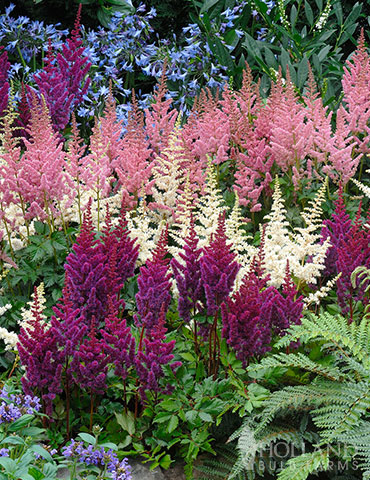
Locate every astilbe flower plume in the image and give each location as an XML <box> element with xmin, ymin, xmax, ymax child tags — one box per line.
<box><xmin>17</xmin><ymin>286</ymin><xmax>62</xmax><ymax>416</ymax></box>
<box><xmin>134</xmin><ymin>225</ymin><xmax>172</xmax><ymax>334</ymax></box>
<box><xmin>64</xmin><ymin>201</ymin><xmax>109</xmax><ymax>326</ymax></box>
<box><xmin>0</xmin><ymin>47</ymin><xmax>10</xmax><ymax>119</ymax></box>
<box><xmin>135</xmin><ymin>304</ymin><xmax>181</xmax><ymax>401</ymax></box>
<box><xmin>200</xmin><ymin>214</ymin><xmax>240</xmax><ymax>316</ymax></box>
<box><xmin>70</xmin><ymin>318</ymin><xmax>109</xmax><ymax>395</ymax></box>
<box><xmin>171</xmin><ymin>214</ymin><xmax>205</xmax><ymax>324</ymax></box>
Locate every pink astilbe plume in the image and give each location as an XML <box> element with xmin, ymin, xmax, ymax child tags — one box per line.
<box><xmin>144</xmin><ymin>64</ymin><xmax>177</xmax><ymax>155</ymax></box>
<box><xmin>134</xmin><ymin>225</ymin><xmax>172</xmax><ymax>335</ymax></box>
<box><xmin>18</xmin><ymin>94</ymin><xmax>67</xmax><ymax>221</ymax></box>
<box><xmin>115</xmin><ymin>92</ymin><xmax>153</xmax><ymax>208</ymax></box>
<box><xmin>268</xmin><ymin>69</ymin><xmax>313</xmax><ymax>189</ymax></box>
<box><xmin>0</xmin><ymin>47</ymin><xmax>10</xmax><ymax>119</ymax></box>
<box><xmin>200</xmin><ymin>214</ymin><xmax>240</xmax><ymax>316</ymax></box>
<box><xmin>18</xmin><ymin>287</ymin><xmax>62</xmax><ymax>416</ymax></box>
<box><xmin>99</xmin><ymin>84</ymin><xmax>124</xmax><ymax>167</ymax></box>
<box><xmin>342</xmin><ymin>29</ymin><xmax>370</xmax><ymax>155</ymax></box>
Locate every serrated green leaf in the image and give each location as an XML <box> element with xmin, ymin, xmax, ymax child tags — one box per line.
<box><xmin>198</xmin><ymin>411</ymin><xmax>213</xmax><ymax>422</ymax></box>
<box><xmin>167</xmin><ymin>415</ymin><xmax>179</xmax><ymax>433</ymax></box>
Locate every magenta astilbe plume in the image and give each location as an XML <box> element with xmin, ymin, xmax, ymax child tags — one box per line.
<box><xmin>200</xmin><ymin>214</ymin><xmax>240</xmax><ymax>316</ymax></box>
<box><xmin>33</xmin><ymin>40</ymin><xmax>74</xmax><ymax>132</ymax></box>
<box><xmin>70</xmin><ymin>318</ymin><xmax>109</xmax><ymax>395</ymax></box>
<box><xmin>270</xmin><ymin>262</ymin><xmax>304</xmax><ymax>336</ymax></box>
<box><xmin>221</xmin><ymin>269</ymin><xmax>276</xmax><ymax>366</ymax></box>
<box><xmin>17</xmin><ymin>288</ymin><xmax>62</xmax><ymax>416</ymax></box>
<box><xmin>170</xmin><ymin>215</ymin><xmax>205</xmax><ymax>323</ymax></box>
<box><xmin>136</xmin><ymin>304</ymin><xmax>181</xmax><ymax>401</ymax></box>
<box><xmin>0</xmin><ymin>48</ymin><xmax>10</xmax><ymax>118</ymax></box>
<box><xmin>64</xmin><ymin>201</ymin><xmax>109</xmax><ymax>326</ymax></box>
<box><xmin>102</xmin><ymin>297</ymin><xmax>136</xmax><ymax>380</ymax></box>
<box><xmin>14</xmin><ymin>83</ymin><xmax>32</xmax><ymax>142</ymax></box>
<box><xmin>56</xmin><ymin>4</ymin><xmax>91</xmax><ymax>109</ymax></box>
<box><xmin>134</xmin><ymin>225</ymin><xmax>172</xmax><ymax>334</ymax></box>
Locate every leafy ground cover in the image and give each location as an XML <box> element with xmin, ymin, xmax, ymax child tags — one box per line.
<box><xmin>1</xmin><ymin>1</ymin><xmax>370</xmax><ymax>479</ymax></box>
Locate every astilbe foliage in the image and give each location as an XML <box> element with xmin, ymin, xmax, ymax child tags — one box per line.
<box><xmin>200</xmin><ymin>214</ymin><xmax>240</xmax><ymax>316</ymax></box>
<box><xmin>17</xmin><ymin>286</ymin><xmax>62</xmax><ymax>416</ymax></box>
<box><xmin>134</xmin><ymin>224</ymin><xmax>172</xmax><ymax>335</ymax></box>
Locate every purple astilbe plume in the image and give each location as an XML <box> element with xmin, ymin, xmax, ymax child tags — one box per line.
<box><xmin>136</xmin><ymin>304</ymin><xmax>181</xmax><ymax>401</ymax></box>
<box><xmin>134</xmin><ymin>225</ymin><xmax>172</xmax><ymax>335</ymax></box>
<box><xmin>221</xmin><ymin>266</ymin><xmax>276</xmax><ymax>367</ymax></box>
<box><xmin>64</xmin><ymin>200</ymin><xmax>109</xmax><ymax>327</ymax></box>
<box><xmin>56</xmin><ymin>4</ymin><xmax>91</xmax><ymax>109</ymax></box>
<box><xmin>0</xmin><ymin>47</ymin><xmax>10</xmax><ymax>119</ymax></box>
<box><xmin>270</xmin><ymin>262</ymin><xmax>304</xmax><ymax>336</ymax></box>
<box><xmin>70</xmin><ymin>317</ymin><xmax>109</xmax><ymax>395</ymax></box>
<box><xmin>14</xmin><ymin>83</ymin><xmax>31</xmax><ymax>142</ymax></box>
<box><xmin>200</xmin><ymin>214</ymin><xmax>240</xmax><ymax>316</ymax></box>
<box><xmin>17</xmin><ymin>287</ymin><xmax>62</xmax><ymax>417</ymax></box>
<box><xmin>320</xmin><ymin>185</ymin><xmax>352</xmax><ymax>278</ymax></box>
<box><xmin>170</xmin><ymin>214</ymin><xmax>205</xmax><ymax>323</ymax></box>
<box><xmin>102</xmin><ymin>296</ymin><xmax>136</xmax><ymax>381</ymax></box>
<box><xmin>33</xmin><ymin>40</ymin><xmax>74</xmax><ymax>132</ymax></box>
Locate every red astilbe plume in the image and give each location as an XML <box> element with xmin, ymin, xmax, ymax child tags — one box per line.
<box><xmin>102</xmin><ymin>296</ymin><xmax>136</xmax><ymax>381</ymax></box>
<box><xmin>134</xmin><ymin>225</ymin><xmax>172</xmax><ymax>335</ymax></box>
<box><xmin>18</xmin><ymin>287</ymin><xmax>63</xmax><ymax>417</ymax></box>
<box><xmin>56</xmin><ymin>3</ymin><xmax>91</xmax><ymax>109</ymax></box>
<box><xmin>200</xmin><ymin>214</ymin><xmax>240</xmax><ymax>316</ymax></box>
<box><xmin>70</xmin><ymin>317</ymin><xmax>109</xmax><ymax>395</ymax></box>
<box><xmin>64</xmin><ymin>200</ymin><xmax>109</xmax><ymax>326</ymax></box>
<box><xmin>171</xmin><ymin>214</ymin><xmax>205</xmax><ymax>323</ymax></box>
<box><xmin>33</xmin><ymin>40</ymin><xmax>74</xmax><ymax>132</ymax></box>
<box><xmin>221</xmin><ymin>268</ymin><xmax>276</xmax><ymax>366</ymax></box>
<box><xmin>144</xmin><ymin>63</ymin><xmax>177</xmax><ymax>156</ymax></box>
<box><xmin>135</xmin><ymin>303</ymin><xmax>181</xmax><ymax>401</ymax></box>
<box><xmin>115</xmin><ymin>91</ymin><xmax>153</xmax><ymax>209</ymax></box>
<box><xmin>342</xmin><ymin>29</ymin><xmax>370</xmax><ymax>156</ymax></box>
<box><xmin>0</xmin><ymin>47</ymin><xmax>10</xmax><ymax>119</ymax></box>
<box><xmin>18</xmin><ymin>94</ymin><xmax>67</xmax><ymax>221</ymax></box>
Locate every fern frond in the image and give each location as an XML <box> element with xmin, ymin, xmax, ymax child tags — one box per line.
<box><xmin>249</xmin><ymin>352</ymin><xmax>343</xmax><ymax>381</ymax></box>
<box><xmin>277</xmin><ymin>449</ymin><xmax>329</xmax><ymax>480</ymax></box>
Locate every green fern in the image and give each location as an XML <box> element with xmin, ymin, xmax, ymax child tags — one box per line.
<box><xmin>229</xmin><ymin>311</ymin><xmax>370</xmax><ymax>480</ymax></box>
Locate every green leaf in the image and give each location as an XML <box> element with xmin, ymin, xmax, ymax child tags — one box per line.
<box><xmin>77</xmin><ymin>432</ymin><xmax>96</xmax><ymax>445</ymax></box>
<box><xmin>153</xmin><ymin>412</ymin><xmax>172</xmax><ymax>424</ymax></box>
<box><xmin>167</xmin><ymin>415</ymin><xmax>179</xmax><ymax>434</ymax></box>
<box><xmin>297</xmin><ymin>57</ymin><xmax>309</xmax><ymax>89</ymax></box>
<box><xmin>180</xmin><ymin>352</ymin><xmax>196</xmax><ymax>362</ymax></box>
<box><xmin>16</xmin><ymin>473</ymin><xmax>36</xmax><ymax>480</ymax></box>
<box><xmin>332</xmin><ymin>0</ymin><xmax>343</xmax><ymax>25</ymax></box>
<box><xmin>200</xmin><ymin>0</ymin><xmax>220</xmax><ymax>14</ymax></box>
<box><xmin>304</xmin><ymin>1</ymin><xmax>314</xmax><ymax>26</ymax></box>
<box><xmin>317</xmin><ymin>45</ymin><xmax>331</xmax><ymax>62</ymax></box>
<box><xmin>0</xmin><ymin>457</ymin><xmax>16</xmax><ymax>472</ymax></box>
<box><xmin>264</xmin><ymin>46</ymin><xmax>278</xmax><ymax>69</ymax></box>
<box><xmin>29</xmin><ymin>444</ymin><xmax>53</xmax><ymax>462</ymax></box>
<box><xmin>114</xmin><ymin>411</ymin><xmax>135</xmax><ymax>435</ymax></box>
<box><xmin>1</xmin><ymin>435</ymin><xmax>25</xmax><ymax>445</ymax></box>
<box><xmin>159</xmin><ymin>454</ymin><xmax>172</xmax><ymax>470</ymax></box>
<box><xmin>290</xmin><ymin>5</ymin><xmax>298</xmax><ymax>26</ymax></box>
<box><xmin>8</xmin><ymin>414</ymin><xmax>34</xmax><ymax>432</ymax></box>
<box><xmin>198</xmin><ymin>411</ymin><xmax>213</xmax><ymax>422</ymax></box>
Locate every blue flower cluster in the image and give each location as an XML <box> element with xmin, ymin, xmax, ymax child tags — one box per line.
<box><xmin>62</xmin><ymin>439</ymin><xmax>132</xmax><ymax>480</ymax></box>
<box><xmin>0</xmin><ymin>386</ymin><xmax>41</xmax><ymax>424</ymax></box>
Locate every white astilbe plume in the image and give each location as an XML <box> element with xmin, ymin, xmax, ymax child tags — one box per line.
<box><xmin>304</xmin><ymin>273</ymin><xmax>342</xmax><ymax>308</ymax></box>
<box><xmin>262</xmin><ymin>178</ymin><xmax>330</xmax><ymax>288</ymax></box>
<box><xmin>352</xmin><ymin>174</ymin><xmax>370</xmax><ymax>199</ymax></box>
<box><xmin>226</xmin><ymin>191</ymin><xmax>257</xmax><ymax>291</ymax></box>
<box><xmin>0</xmin><ymin>304</ymin><xmax>17</xmax><ymax>351</ymax></box>
<box><xmin>19</xmin><ymin>282</ymin><xmax>47</xmax><ymax>331</ymax></box>
<box><xmin>125</xmin><ymin>194</ymin><xmax>165</xmax><ymax>265</ymax></box>
<box><xmin>195</xmin><ymin>155</ymin><xmax>227</xmax><ymax>248</ymax></box>
<box><xmin>149</xmin><ymin>115</ymin><xmax>188</xmax><ymax>225</ymax></box>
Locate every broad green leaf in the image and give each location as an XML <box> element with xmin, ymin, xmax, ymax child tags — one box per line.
<box><xmin>304</xmin><ymin>1</ymin><xmax>314</xmax><ymax>26</ymax></box>
<box><xmin>318</xmin><ymin>45</ymin><xmax>331</xmax><ymax>62</ymax></box>
<box><xmin>290</xmin><ymin>5</ymin><xmax>298</xmax><ymax>27</ymax></box>
<box><xmin>297</xmin><ymin>57</ymin><xmax>309</xmax><ymax>89</ymax></box>
<box><xmin>1</xmin><ymin>435</ymin><xmax>25</xmax><ymax>446</ymax></box>
<box><xmin>29</xmin><ymin>444</ymin><xmax>53</xmax><ymax>462</ymax></box>
<box><xmin>167</xmin><ymin>415</ymin><xmax>179</xmax><ymax>433</ymax></box>
<box><xmin>199</xmin><ymin>411</ymin><xmax>213</xmax><ymax>422</ymax></box>
<box><xmin>77</xmin><ymin>432</ymin><xmax>96</xmax><ymax>445</ymax></box>
<box><xmin>8</xmin><ymin>414</ymin><xmax>34</xmax><ymax>432</ymax></box>
<box><xmin>114</xmin><ymin>411</ymin><xmax>135</xmax><ymax>435</ymax></box>
<box><xmin>200</xmin><ymin>0</ymin><xmax>221</xmax><ymax>14</ymax></box>
<box><xmin>0</xmin><ymin>457</ymin><xmax>16</xmax><ymax>472</ymax></box>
